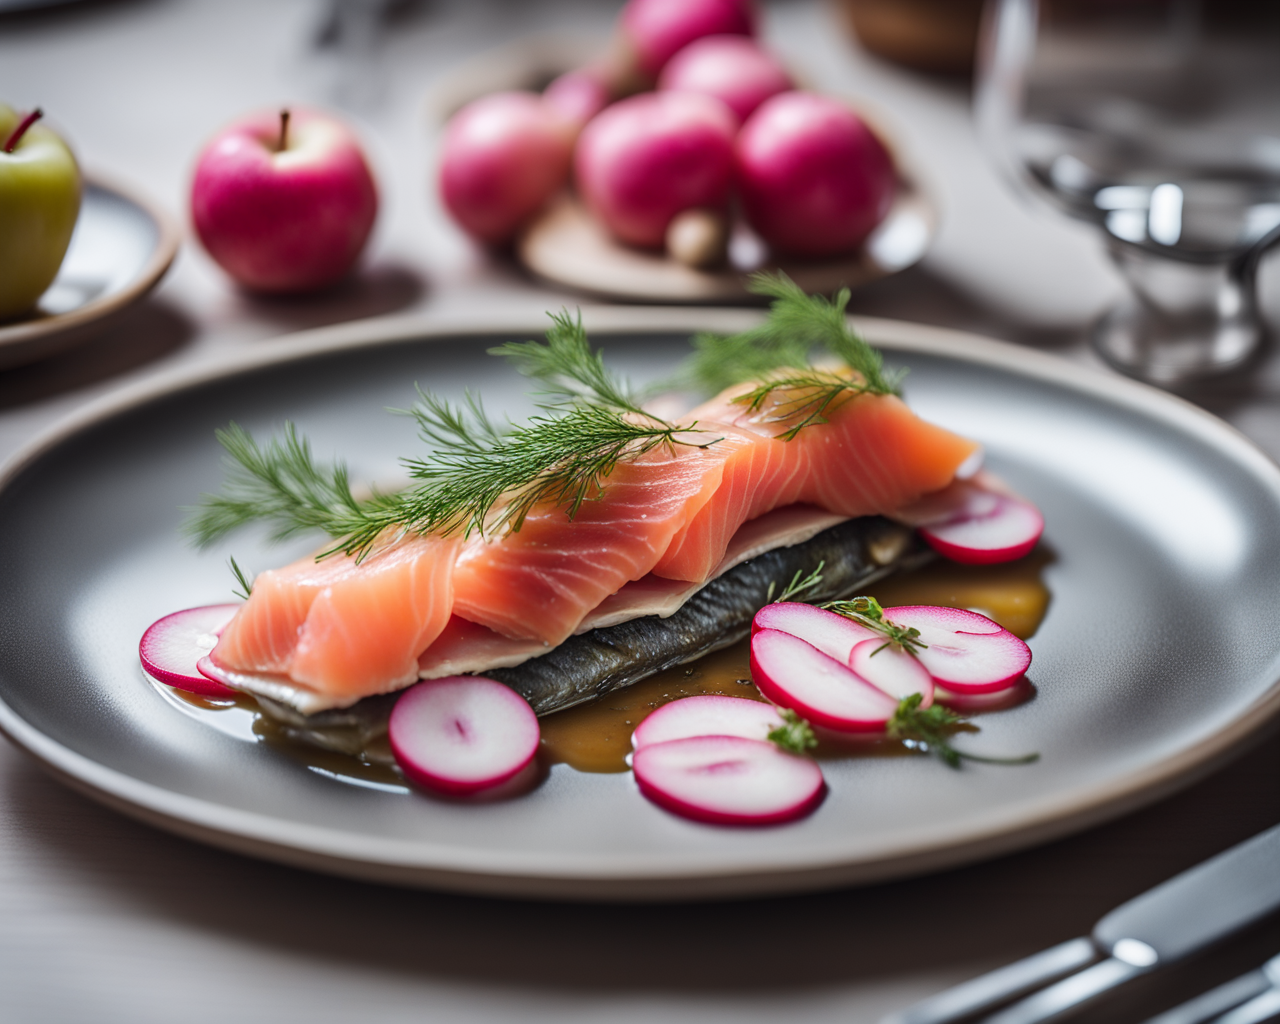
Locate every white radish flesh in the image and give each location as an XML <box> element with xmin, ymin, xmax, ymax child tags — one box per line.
<box><xmin>631</xmin><ymin>694</ymin><xmax>783</xmax><ymax>750</ymax></box>
<box><xmin>848</xmin><ymin>637</ymin><xmax>933</xmax><ymax>706</ymax></box>
<box><xmin>752</xmin><ymin>601</ymin><xmax>877</xmax><ymax>662</ymax></box>
<box><xmin>884</xmin><ymin>605</ymin><xmax>1031</xmax><ymax>693</ymax></box>
<box><xmin>389</xmin><ymin>676</ymin><xmax>540</xmax><ymax>795</ymax></box>
<box><xmin>140</xmin><ymin>604</ymin><xmax>240</xmax><ymax>698</ymax></box>
<box><xmin>751</xmin><ymin>628</ymin><xmax>899</xmax><ymax>732</ymax></box>
<box><xmin>632</xmin><ymin>735</ymin><xmax>824</xmax><ymax>825</ymax></box>
<box><xmin>918</xmin><ymin>490</ymin><xmax>1044</xmax><ymax>565</ymax></box>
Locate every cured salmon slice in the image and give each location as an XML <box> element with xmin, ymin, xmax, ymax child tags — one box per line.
<box><xmin>210</xmin><ymin>533</ymin><xmax>460</xmax><ymax>698</ymax></box>
<box><xmin>653</xmin><ymin>386</ymin><xmax>978</xmax><ymax>582</ymax></box>
<box><xmin>448</xmin><ymin>435</ymin><xmax>728</xmax><ymax>645</ymax></box>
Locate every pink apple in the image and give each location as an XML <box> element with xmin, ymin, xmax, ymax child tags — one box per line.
<box><xmin>191</xmin><ymin>108</ymin><xmax>378</xmax><ymax>293</ymax></box>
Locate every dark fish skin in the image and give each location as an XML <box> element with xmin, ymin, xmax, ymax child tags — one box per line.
<box><xmin>491</xmin><ymin>517</ymin><xmax>926</xmax><ymax>716</ymax></box>
<box><xmin>252</xmin><ymin>517</ymin><xmax>925</xmax><ymax>756</ymax></box>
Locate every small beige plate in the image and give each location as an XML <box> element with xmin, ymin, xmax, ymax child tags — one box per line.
<box><xmin>0</xmin><ymin>175</ymin><xmax>180</xmax><ymax>369</ymax></box>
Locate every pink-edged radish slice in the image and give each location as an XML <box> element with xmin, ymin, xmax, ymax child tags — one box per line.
<box><xmin>632</xmin><ymin>694</ymin><xmax>784</xmax><ymax>750</ymax></box>
<box><xmin>884</xmin><ymin>605</ymin><xmax>1031</xmax><ymax>694</ymax></box>
<box><xmin>935</xmin><ymin>677</ymin><xmax>1034</xmax><ymax>712</ymax></box>
<box><xmin>389</xmin><ymin>676</ymin><xmax>540</xmax><ymax>795</ymax></box>
<box><xmin>918</xmin><ymin>489</ymin><xmax>1044</xmax><ymax>565</ymax></box>
<box><xmin>632</xmin><ymin>735</ymin><xmax>824</xmax><ymax>826</ymax></box>
<box><xmin>139</xmin><ymin>604</ymin><xmax>240</xmax><ymax>697</ymax></box>
<box><xmin>848</xmin><ymin>637</ymin><xmax>933</xmax><ymax>706</ymax></box>
<box><xmin>752</xmin><ymin>601</ymin><xmax>877</xmax><ymax>661</ymax></box>
<box><xmin>751</xmin><ymin>628</ymin><xmax>899</xmax><ymax>732</ymax></box>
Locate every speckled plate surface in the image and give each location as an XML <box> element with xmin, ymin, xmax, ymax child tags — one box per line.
<box><xmin>1</xmin><ymin>309</ymin><xmax>1278</xmax><ymax>901</ymax></box>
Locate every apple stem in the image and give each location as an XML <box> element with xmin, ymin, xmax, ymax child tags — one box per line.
<box><xmin>278</xmin><ymin>108</ymin><xmax>290</xmax><ymax>152</ymax></box>
<box><xmin>3</xmin><ymin>108</ymin><xmax>43</xmax><ymax>154</ymax></box>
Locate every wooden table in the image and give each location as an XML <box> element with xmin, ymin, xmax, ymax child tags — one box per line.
<box><xmin>1</xmin><ymin>2</ymin><xmax>1277</xmax><ymax>1021</ymax></box>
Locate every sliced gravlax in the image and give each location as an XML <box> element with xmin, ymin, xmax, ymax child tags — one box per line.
<box><xmin>653</xmin><ymin>386</ymin><xmax>979</xmax><ymax>582</ymax></box>
<box><xmin>449</xmin><ymin>434</ymin><xmax>727</xmax><ymax>644</ymax></box>
<box><xmin>210</xmin><ymin>532</ymin><xmax>460</xmax><ymax>698</ymax></box>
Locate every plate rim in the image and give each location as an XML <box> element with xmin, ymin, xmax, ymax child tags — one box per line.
<box><xmin>0</xmin><ymin>171</ymin><xmax>181</xmax><ymax>366</ymax></box>
<box><xmin>2</xmin><ymin>308</ymin><xmax>1279</xmax><ymax>901</ymax></box>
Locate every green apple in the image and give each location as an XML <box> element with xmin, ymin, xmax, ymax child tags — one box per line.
<box><xmin>0</xmin><ymin>105</ymin><xmax>81</xmax><ymax>321</ymax></box>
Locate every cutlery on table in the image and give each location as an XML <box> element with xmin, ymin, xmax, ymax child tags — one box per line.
<box><xmin>882</xmin><ymin>823</ymin><xmax>1280</xmax><ymax>1024</ymax></box>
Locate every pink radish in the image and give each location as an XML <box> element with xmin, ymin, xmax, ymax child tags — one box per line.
<box><xmin>543</xmin><ymin>69</ymin><xmax>610</xmax><ymax>127</ymax></box>
<box><xmin>751</xmin><ymin>628</ymin><xmax>899</xmax><ymax>732</ymax></box>
<box><xmin>883</xmin><ymin>606</ymin><xmax>1031</xmax><ymax>694</ymax></box>
<box><xmin>736</xmin><ymin>91</ymin><xmax>895</xmax><ymax>258</ymax></box>
<box><xmin>658</xmin><ymin>35</ymin><xmax>791</xmax><ymax>123</ymax></box>
<box><xmin>439</xmin><ymin>92</ymin><xmax>574</xmax><ymax>245</ymax></box>
<box><xmin>574</xmin><ymin>90</ymin><xmax>737</xmax><ymax>248</ymax></box>
<box><xmin>918</xmin><ymin>490</ymin><xmax>1044</xmax><ymax>565</ymax></box>
<box><xmin>935</xmin><ymin>678</ymin><xmax>1034</xmax><ymax>713</ymax></box>
<box><xmin>848</xmin><ymin>637</ymin><xmax>933</xmax><ymax>706</ymax></box>
<box><xmin>620</xmin><ymin>0</ymin><xmax>756</xmax><ymax>79</ymax></box>
<box><xmin>140</xmin><ymin>604</ymin><xmax>240</xmax><ymax>698</ymax></box>
<box><xmin>752</xmin><ymin>601</ymin><xmax>876</xmax><ymax>661</ymax></box>
<box><xmin>632</xmin><ymin>735</ymin><xmax>823</xmax><ymax>825</ymax></box>
<box><xmin>389</xmin><ymin>676</ymin><xmax>540</xmax><ymax>795</ymax></box>
<box><xmin>632</xmin><ymin>694</ymin><xmax>784</xmax><ymax>750</ymax></box>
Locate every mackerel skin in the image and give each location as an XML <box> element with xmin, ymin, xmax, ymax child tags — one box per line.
<box><xmin>491</xmin><ymin>517</ymin><xmax>924</xmax><ymax>715</ymax></box>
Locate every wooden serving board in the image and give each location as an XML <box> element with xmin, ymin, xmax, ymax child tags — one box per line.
<box><xmin>517</xmin><ymin>174</ymin><xmax>937</xmax><ymax>304</ymax></box>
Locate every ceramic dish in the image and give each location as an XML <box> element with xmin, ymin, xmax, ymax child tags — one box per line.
<box><xmin>1</xmin><ymin>309</ymin><xmax>1278</xmax><ymax>901</ymax></box>
<box><xmin>0</xmin><ymin>176</ymin><xmax>180</xmax><ymax>369</ymax></box>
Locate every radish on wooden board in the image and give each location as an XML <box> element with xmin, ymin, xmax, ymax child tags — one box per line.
<box><xmin>632</xmin><ymin>735</ymin><xmax>824</xmax><ymax>825</ymax></box>
<box><xmin>389</xmin><ymin>677</ymin><xmax>540</xmax><ymax>795</ymax></box>
<box><xmin>918</xmin><ymin>486</ymin><xmax>1044</xmax><ymax>565</ymax></box>
<box><xmin>657</xmin><ymin>35</ymin><xmax>791</xmax><ymax>123</ymax></box>
<box><xmin>574</xmin><ymin>90</ymin><xmax>736</xmax><ymax>248</ymax></box>
<box><xmin>884</xmin><ymin>605</ymin><xmax>1031</xmax><ymax>693</ymax></box>
<box><xmin>631</xmin><ymin>694</ymin><xmax>784</xmax><ymax>749</ymax></box>
<box><xmin>848</xmin><ymin>637</ymin><xmax>933</xmax><ymax>706</ymax></box>
<box><xmin>140</xmin><ymin>604</ymin><xmax>240</xmax><ymax>698</ymax></box>
<box><xmin>752</xmin><ymin>601</ymin><xmax>876</xmax><ymax>662</ymax></box>
<box><xmin>439</xmin><ymin>92</ymin><xmax>574</xmax><ymax>245</ymax></box>
<box><xmin>750</xmin><ymin>628</ymin><xmax>899</xmax><ymax>732</ymax></box>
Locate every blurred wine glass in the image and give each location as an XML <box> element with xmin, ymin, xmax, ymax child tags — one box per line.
<box><xmin>975</xmin><ymin>0</ymin><xmax>1280</xmax><ymax>384</ymax></box>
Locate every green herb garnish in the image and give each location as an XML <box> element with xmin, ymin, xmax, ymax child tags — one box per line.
<box><xmin>228</xmin><ymin>555</ymin><xmax>254</xmax><ymax>601</ymax></box>
<box><xmin>823</xmin><ymin>595</ymin><xmax>928</xmax><ymax>656</ymax></box>
<box><xmin>767</xmin><ymin>560</ymin><xmax>825</xmax><ymax>604</ymax></box>
<box><xmin>888</xmin><ymin>694</ymin><xmax>1039</xmax><ymax>769</ymax></box>
<box><xmin>767</xmin><ymin>708</ymin><xmax>818</xmax><ymax>755</ymax></box>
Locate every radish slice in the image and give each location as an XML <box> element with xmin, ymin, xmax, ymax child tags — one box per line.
<box><xmin>751</xmin><ymin>628</ymin><xmax>899</xmax><ymax>732</ymax></box>
<box><xmin>140</xmin><ymin>604</ymin><xmax>240</xmax><ymax>697</ymax></box>
<box><xmin>632</xmin><ymin>735</ymin><xmax>824</xmax><ymax>825</ymax></box>
<box><xmin>848</xmin><ymin>637</ymin><xmax>933</xmax><ymax>706</ymax></box>
<box><xmin>632</xmin><ymin>694</ymin><xmax>784</xmax><ymax>750</ymax></box>
<box><xmin>752</xmin><ymin>602</ymin><xmax>877</xmax><ymax>661</ymax></box>
<box><xmin>884</xmin><ymin>605</ymin><xmax>1031</xmax><ymax>694</ymax></box>
<box><xmin>389</xmin><ymin>677</ymin><xmax>540</xmax><ymax>795</ymax></box>
<box><xmin>918</xmin><ymin>489</ymin><xmax>1044</xmax><ymax>565</ymax></box>
<box><xmin>935</xmin><ymin>678</ymin><xmax>1034</xmax><ymax>712</ymax></box>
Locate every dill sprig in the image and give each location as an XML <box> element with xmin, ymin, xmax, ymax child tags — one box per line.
<box><xmin>824</xmin><ymin>595</ymin><xmax>928</xmax><ymax>656</ymax></box>
<box><xmin>490</xmin><ymin>310</ymin><xmax>643</xmax><ymax>413</ymax></box>
<box><xmin>767</xmin><ymin>561</ymin><xmax>825</xmax><ymax>603</ymax></box>
<box><xmin>683</xmin><ymin>272</ymin><xmax>904</xmax><ymax>397</ymax></box>
<box><xmin>888</xmin><ymin>694</ymin><xmax>1039</xmax><ymax>769</ymax></box>
<box><xmin>733</xmin><ymin>370</ymin><xmax>875</xmax><ymax>441</ymax></box>
<box><xmin>767</xmin><ymin>708</ymin><xmax>819</xmax><ymax>755</ymax></box>
<box><xmin>228</xmin><ymin>555</ymin><xmax>254</xmax><ymax>601</ymax></box>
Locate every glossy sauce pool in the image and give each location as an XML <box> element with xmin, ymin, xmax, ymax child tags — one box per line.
<box><xmin>158</xmin><ymin>550</ymin><xmax>1051</xmax><ymax>783</ymax></box>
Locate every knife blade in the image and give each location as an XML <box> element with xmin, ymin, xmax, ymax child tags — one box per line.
<box><xmin>882</xmin><ymin>823</ymin><xmax>1280</xmax><ymax>1024</ymax></box>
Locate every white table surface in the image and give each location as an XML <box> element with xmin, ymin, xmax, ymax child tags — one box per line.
<box><xmin>1</xmin><ymin>2</ymin><xmax>1279</xmax><ymax>1022</ymax></box>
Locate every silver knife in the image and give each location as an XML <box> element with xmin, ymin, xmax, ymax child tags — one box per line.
<box><xmin>882</xmin><ymin>822</ymin><xmax>1280</xmax><ymax>1024</ymax></box>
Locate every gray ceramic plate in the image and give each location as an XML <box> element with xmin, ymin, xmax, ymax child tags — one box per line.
<box><xmin>1</xmin><ymin>310</ymin><xmax>1279</xmax><ymax>901</ymax></box>
<box><xmin>0</xmin><ymin>176</ymin><xmax>180</xmax><ymax>369</ymax></box>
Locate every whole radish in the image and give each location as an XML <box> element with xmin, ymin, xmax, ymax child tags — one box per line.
<box><xmin>439</xmin><ymin>92</ymin><xmax>574</xmax><ymax>245</ymax></box>
<box><xmin>736</xmin><ymin>91</ymin><xmax>896</xmax><ymax>258</ymax></box>
<box><xmin>620</xmin><ymin>0</ymin><xmax>756</xmax><ymax>80</ymax></box>
<box><xmin>543</xmin><ymin>69</ymin><xmax>610</xmax><ymax>127</ymax></box>
<box><xmin>658</xmin><ymin>35</ymin><xmax>792</xmax><ymax>123</ymax></box>
<box><xmin>575</xmin><ymin>90</ymin><xmax>736</xmax><ymax>249</ymax></box>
